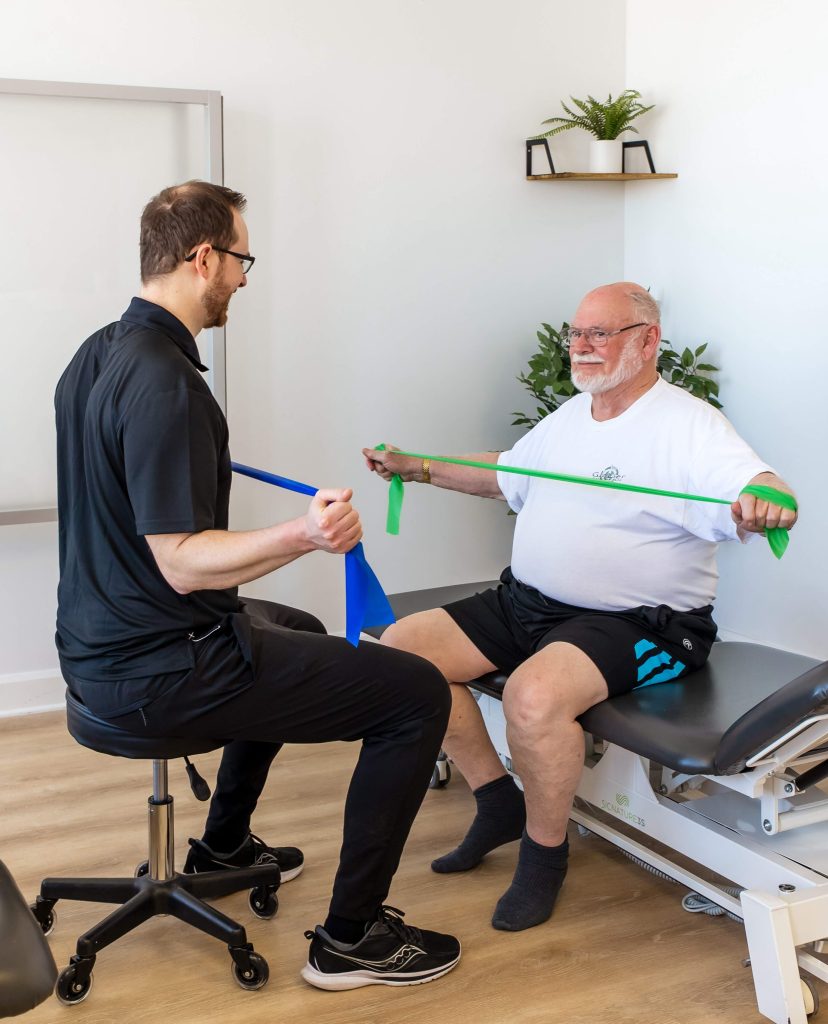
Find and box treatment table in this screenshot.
[372,582,828,1024]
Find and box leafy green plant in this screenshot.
[512,322,722,430]
[658,342,722,409]
[534,90,654,141]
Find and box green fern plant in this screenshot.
[534,90,654,141]
[512,322,722,431]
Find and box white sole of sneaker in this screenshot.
[279,863,304,883]
[185,861,304,882]
[300,954,460,991]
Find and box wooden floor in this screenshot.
[1,711,787,1024]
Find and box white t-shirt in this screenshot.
[497,378,772,612]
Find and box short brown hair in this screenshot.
[139,180,247,283]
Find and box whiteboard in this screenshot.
[0,80,224,518]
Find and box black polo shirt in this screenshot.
[55,297,240,697]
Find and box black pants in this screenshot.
[89,598,450,922]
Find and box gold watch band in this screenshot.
[421,458,431,484]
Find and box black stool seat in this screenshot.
[0,860,57,1016]
[66,690,224,760]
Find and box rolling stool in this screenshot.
[0,860,57,1017]
[30,691,280,1004]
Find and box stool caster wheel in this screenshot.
[249,885,279,919]
[429,759,451,790]
[134,861,149,878]
[231,951,269,991]
[801,975,820,1018]
[55,962,94,1005]
[30,897,56,936]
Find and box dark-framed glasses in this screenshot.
[184,246,256,274]
[562,322,648,348]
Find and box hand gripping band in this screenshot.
[232,462,396,645]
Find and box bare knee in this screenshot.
[503,644,608,740]
[380,620,444,679]
[503,674,566,741]
[379,609,491,685]
[380,619,419,653]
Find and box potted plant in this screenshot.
[512,322,721,430]
[533,90,654,173]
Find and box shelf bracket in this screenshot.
[525,139,555,176]
[622,139,656,174]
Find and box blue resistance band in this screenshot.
[231,462,396,646]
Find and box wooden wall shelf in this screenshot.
[527,172,678,181]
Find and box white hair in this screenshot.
[629,290,661,324]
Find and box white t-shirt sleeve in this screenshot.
[497,416,554,512]
[683,410,774,542]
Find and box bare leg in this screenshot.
[382,610,504,788]
[492,641,608,930]
[504,641,607,844]
[382,611,527,872]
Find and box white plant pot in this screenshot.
[589,139,623,173]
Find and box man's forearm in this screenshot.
[426,452,505,499]
[146,518,314,595]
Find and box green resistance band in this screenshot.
[373,446,797,559]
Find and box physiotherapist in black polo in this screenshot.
[54,180,461,990]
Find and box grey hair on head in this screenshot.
[629,290,661,324]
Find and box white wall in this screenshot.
[625,0,828,658]
[2,1,825,708]
[0,0,626,709]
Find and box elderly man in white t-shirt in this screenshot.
[362,282,797,933]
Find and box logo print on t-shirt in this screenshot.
[593,465,624,481]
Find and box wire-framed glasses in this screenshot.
[562,322,648,347]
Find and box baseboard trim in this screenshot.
[0,635,365,719]
[0,669,65,718]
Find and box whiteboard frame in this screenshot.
[0,78,225,524]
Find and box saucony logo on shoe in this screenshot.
[253,850,279,865]
[324,942,426,972]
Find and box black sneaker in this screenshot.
[301,905,461,990]
[183,832,304,882]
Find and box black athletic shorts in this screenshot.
[442,567,718,697]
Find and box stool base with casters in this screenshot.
[32,693,280,1003]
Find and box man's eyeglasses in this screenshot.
[184,246,256,274]
[562,322,649,348]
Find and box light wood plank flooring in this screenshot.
[0,711,792,1024]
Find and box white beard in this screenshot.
[571,343,646,394]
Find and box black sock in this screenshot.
[492,831,569,932]
[431,774,526,874]
[323,913,368,945]
[200,829,248,854]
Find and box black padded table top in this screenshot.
[371,582,827,777]
[584,642,823,774]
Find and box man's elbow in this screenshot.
[145,534,197,595]
[157,562,193,595]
